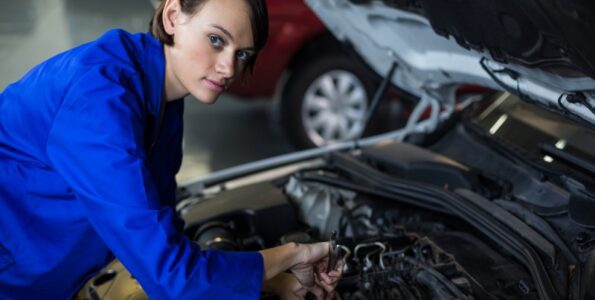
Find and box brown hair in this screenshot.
[149,0,269,76]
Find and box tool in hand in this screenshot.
[327,231,339,273]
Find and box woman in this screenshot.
[0,0,341,299]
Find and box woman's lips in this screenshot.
[204,79,224,92]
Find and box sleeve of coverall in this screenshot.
[45,67,264,299]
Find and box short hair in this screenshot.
[149,0,269,76]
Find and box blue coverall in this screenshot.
[0,29,263,299]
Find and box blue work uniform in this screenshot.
[0,29,263,299]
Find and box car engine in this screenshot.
[177,153,541,300]
[78,97,595,299]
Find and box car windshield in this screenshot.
[470,93,595,187]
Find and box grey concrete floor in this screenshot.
[0,0,295,183]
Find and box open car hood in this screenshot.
[306,0,595,127]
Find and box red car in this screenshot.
[229,0,388,148]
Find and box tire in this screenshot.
[281,52,386,149]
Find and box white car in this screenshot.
[79,1,595,299]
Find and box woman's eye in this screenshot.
[236,51,252,62]
[209,35,223,48]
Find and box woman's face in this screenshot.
[162,0,255,103]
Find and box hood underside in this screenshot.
[367,0,595,79]
[306,0,595,127]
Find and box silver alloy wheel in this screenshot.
[302,70,368,146]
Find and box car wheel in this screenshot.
[281,53,383,149]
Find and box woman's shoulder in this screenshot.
[3,29,164,113]
[74,29,159,74]
[53,29,164,94]
[96,29,160,55]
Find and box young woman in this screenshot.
[0,0,341,299]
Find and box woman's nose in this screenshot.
[216,52,235,79]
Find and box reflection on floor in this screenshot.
[0,0,294,182]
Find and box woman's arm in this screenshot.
[46,68,263,299]
[260,242,305,281]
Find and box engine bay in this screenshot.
[78,95,595,300]
[177,149,545,299]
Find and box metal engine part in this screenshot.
[337,232,476,300]
[285,176,356,237]
[74,260,147,300]
[194,221,240,251]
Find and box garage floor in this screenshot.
[0,0,295,183]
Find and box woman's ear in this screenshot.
[162,0,180,35]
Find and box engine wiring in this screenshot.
[335,234,480,300]
[299,152,565,300]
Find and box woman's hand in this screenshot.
[264,272,340,300]
[260,241,343,299]
[289,242,343,299]
[263,273,315,300]
[316,259,343,297]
